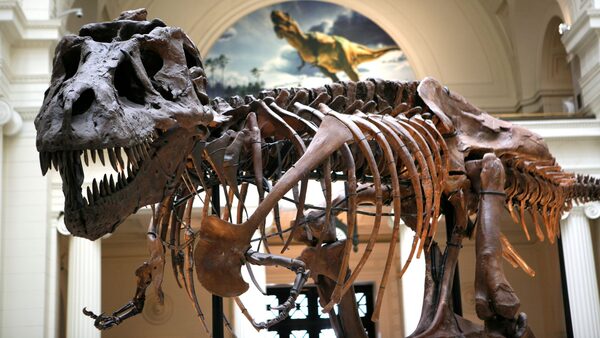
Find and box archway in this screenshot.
[538,16,575,113]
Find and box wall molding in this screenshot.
[0,2,61,46]
[516,117,600,139]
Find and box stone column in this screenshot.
[560,203,600,337]
[398,224,425,336]
[66,236,102,338]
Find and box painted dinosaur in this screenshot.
[270,10,399,82]
[35,9,600,337]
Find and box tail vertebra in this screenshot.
[567,174,600,203]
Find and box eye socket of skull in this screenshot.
[114,52,147,106]
[49,36,83,83]
[140,47,163,80]
[61,45,82,81]
[182,40,202,69]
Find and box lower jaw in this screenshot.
[64,195,125,239]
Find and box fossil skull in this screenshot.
[35,9,213,239]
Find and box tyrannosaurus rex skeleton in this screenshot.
[36,9,599,337]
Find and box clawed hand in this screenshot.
[82,300,141,330]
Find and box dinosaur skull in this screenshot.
[35,10,213,239]
[271,10,300,40]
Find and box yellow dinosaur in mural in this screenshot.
[271,10,399,82]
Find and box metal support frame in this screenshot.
[212,186,224,338]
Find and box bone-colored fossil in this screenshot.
[36,9,600,337]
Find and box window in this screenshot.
[265,283,376,337]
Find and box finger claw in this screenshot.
[82,307,98,319]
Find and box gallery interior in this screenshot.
[1,0,600,337]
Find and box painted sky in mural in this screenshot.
[204,1,415,96]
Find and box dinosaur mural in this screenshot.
[36,9,600,338]
[271,10,399,82]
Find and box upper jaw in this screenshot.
[38,129,158,176]
[41,132,160,239]
[43,125,198,240]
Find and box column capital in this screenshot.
[584,201,600,219]
[568,202,600,219]
[0,99,22,135]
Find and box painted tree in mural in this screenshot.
[35,9,600,338]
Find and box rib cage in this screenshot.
[201,79,576,243]
[204,79,446,247]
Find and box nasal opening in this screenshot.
[72,88,95,116]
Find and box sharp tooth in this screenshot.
[97,149,105,166]
[139,143,150,160]
[45,152,52,173]
[102,174,109,196]
[92,179,99,198]
[39,152,49,175]
[109,175,115,192]
[124,147,134,165]
[115,147,125,171]
[107,148,118,172]
[52,152,60,170]
[83,149,89,166]
[49,152,55,171]
[87,186,94,204]
[132,145,141,161]
[120,172,126,186]
[127,165,134,180]
[131,145,141,163]
[90,148,97,163]
[126,147,139,170]
[83,197,88,206]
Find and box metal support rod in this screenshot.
[211,186,224,338]
[557,237,574,338]
[444,201,462,316]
